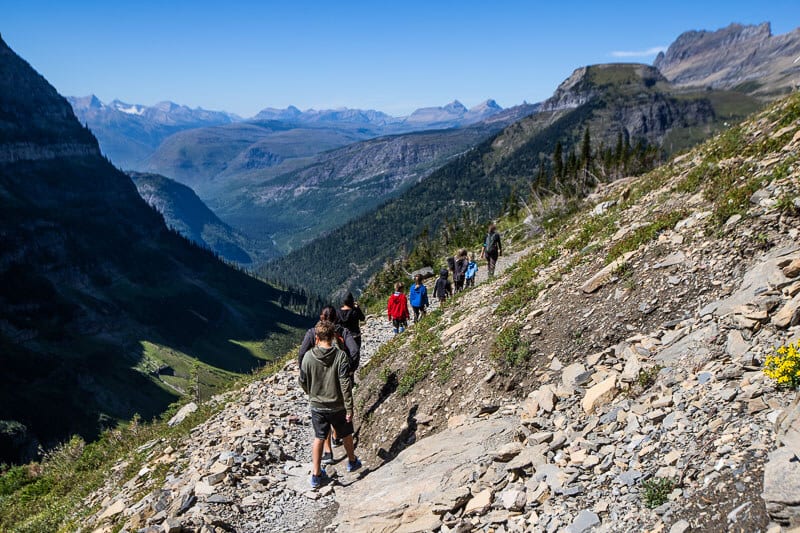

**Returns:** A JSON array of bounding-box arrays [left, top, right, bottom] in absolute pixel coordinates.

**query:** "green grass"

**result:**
[[606, 210, 687, 263], [491, 323, 531, 367], [397, 314, 443, 396]]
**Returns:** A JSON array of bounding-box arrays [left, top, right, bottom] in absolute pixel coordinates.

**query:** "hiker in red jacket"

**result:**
[[387, 281, 410, 334]]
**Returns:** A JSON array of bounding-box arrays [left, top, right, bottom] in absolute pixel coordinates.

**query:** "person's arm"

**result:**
[[422, 286, 429, 308], [338, 352, 354, 418], [297, 329, 314, 368], [355, 305, 365, 322], [497, 234, 502, 255], [298, 358, 310, 393]]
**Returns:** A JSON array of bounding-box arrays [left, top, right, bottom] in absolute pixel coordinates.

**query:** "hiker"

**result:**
[[297, 305, 359, 462], [480, 223, 502, 278], [454, 249, 468, 292], [299, 320, 362, 488], [298, 306, 359, 372], [387, 282, 410, 334], [337, 292, 365, 350], [408, 274, 429, 323], [446, 254, 456, 286], [465, 252, 478, 288], [433, 268, 453, 303]]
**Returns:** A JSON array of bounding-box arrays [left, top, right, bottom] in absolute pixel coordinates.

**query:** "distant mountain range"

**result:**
[[0, 36, 309, 463], [68, 95, 239, 170]]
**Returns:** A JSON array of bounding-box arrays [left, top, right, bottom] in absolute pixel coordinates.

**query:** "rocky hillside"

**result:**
[[654, 23, 800, 96], [72, 90, 800, 533], [129, 172, 278, 265], [0, 36, 310, 465], [266, 63, 760, 299]]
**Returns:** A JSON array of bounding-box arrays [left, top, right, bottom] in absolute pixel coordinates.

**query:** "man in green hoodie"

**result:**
[[299, 320, 362, 488]]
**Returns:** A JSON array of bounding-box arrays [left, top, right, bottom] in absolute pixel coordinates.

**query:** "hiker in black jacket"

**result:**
[[433, 269, 453, 303], [480, 223, 502, 278], [337, 292, 365, 349], [454, 249, 468, 292]]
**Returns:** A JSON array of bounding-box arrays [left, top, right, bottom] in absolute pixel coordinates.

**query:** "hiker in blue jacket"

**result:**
[[408, 274, 429, 323], [465, 253, 478, 288]]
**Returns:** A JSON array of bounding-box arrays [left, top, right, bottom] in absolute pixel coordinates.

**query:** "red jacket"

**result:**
[[387, 292, 410, 320]]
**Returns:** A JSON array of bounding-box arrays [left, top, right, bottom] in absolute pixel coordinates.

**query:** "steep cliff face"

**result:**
[[0, 36, 308, 464], [654, 22, 800, 94]]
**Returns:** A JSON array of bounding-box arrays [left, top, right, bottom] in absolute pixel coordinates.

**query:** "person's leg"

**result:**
[[323, 430, 332, 454], [312, 437, 325, 475], [342, 434, 357, 462]]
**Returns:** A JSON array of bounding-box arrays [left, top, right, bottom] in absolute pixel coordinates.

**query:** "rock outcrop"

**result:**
[[654, 22, 800, 94]]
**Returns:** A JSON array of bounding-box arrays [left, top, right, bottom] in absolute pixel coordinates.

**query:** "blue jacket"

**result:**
[[408, 284, 429, 308], [465, 261, 478, 279]]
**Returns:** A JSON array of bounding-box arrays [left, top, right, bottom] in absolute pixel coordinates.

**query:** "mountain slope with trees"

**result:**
[[265, 64, 760, 299]]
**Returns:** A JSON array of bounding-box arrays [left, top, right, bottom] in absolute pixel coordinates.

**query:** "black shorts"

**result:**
[[310, 409, 354, 440]]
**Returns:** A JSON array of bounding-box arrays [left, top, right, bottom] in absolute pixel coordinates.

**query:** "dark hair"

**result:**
[[440, 268, 448, 277], [315, 320, 335, 342], [414, 274, 422, 284], [320, 305, 338, 323], [343, 292, 355, 307]]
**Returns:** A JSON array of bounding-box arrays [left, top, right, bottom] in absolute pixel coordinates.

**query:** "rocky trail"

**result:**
[[84, 96, 800, 533]]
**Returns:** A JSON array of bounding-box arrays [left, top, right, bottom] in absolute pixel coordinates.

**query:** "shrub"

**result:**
[[763, 342, 800, 389], [641, 477, 674, 508], [491, 323, 530, 366]]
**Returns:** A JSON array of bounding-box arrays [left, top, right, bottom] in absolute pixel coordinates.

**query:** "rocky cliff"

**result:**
[[654, 22, 800, 95]]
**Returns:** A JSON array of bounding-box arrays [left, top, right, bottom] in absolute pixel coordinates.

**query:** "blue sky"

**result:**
[[3, 0, 798, 117]]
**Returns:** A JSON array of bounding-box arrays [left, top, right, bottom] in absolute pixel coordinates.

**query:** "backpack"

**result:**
[[485, 232, 499, 254]]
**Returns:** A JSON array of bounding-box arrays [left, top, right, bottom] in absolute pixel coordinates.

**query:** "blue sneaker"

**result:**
[[346, 458, 362, 473], [310, 469, 329, 488], [399, 326, 405, 333]]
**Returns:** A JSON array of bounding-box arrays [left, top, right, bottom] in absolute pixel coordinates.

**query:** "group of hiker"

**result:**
[[296, 223, 502, 488]]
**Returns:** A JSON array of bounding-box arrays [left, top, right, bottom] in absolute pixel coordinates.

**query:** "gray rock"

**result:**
[[564, 510, 600, 533], [763, 447, 800, 525], [168, 402, 198, 427]]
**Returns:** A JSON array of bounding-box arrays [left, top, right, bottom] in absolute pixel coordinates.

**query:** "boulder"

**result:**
[[620, 348, 642, 383], [772, 294, 800, 328], [410, 266, 435, 280], [464, 488, 493, 515], [783, 258, 800, 278], [580, 252, 636, 294], [763, 447, 800, 526], [565, 510, 600, 533], [167, 402, 198, 427], [582, 375, 618, 414], [777, 394, 800, 459]]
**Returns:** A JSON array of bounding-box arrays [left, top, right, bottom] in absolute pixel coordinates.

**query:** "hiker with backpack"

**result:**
[[480, 223, 502, 278], [299, 320, 362, 488], [297, 305, 359, 463], [408, 274, 429, 323], [454, 249, 468, 292], [433, 268, 453, 303], [337, 292, 365, 350], [465, 252, 478, 288], [387, 282, 410, 334]]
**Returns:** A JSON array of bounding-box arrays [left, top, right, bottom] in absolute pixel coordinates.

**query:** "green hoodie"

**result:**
[[299, 344, 353, 415]]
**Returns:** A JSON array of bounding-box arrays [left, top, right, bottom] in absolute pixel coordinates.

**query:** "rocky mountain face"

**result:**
[[80, 93, 800, 533], [266, 63, 759, 299], [129, 172, 278, 265], [654, 22, 800, 95], [68, 95, 238, 170], [0, 36, 309, 464]]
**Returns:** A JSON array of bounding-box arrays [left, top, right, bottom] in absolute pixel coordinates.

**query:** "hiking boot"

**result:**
[[322, 452, 334, 465], [331, 436, 343, 448], [310, 469, 329, 488], [346, 458, 362, 473]]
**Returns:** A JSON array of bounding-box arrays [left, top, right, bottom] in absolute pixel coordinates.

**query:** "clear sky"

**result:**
[[3, 0, 798, 117]]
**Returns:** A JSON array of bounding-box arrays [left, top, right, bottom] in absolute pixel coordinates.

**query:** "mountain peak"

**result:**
[[470, 99, 502, 112], [443, 100, 467, 113]]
